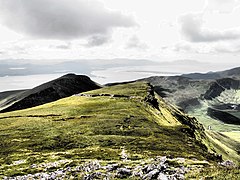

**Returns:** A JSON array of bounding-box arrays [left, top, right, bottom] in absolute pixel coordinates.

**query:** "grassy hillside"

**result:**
[[0, 81, 239, 178]]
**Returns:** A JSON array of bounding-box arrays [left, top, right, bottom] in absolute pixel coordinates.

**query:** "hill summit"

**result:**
[[0, 74, 101, 113]]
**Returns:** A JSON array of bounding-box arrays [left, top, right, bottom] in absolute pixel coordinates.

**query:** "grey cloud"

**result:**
[[51, 43, 72, 49], [125, 35, 148, 50], [179, 13, 240, 42], [0, 0, 136, 40], [85, 35, 110, 47]]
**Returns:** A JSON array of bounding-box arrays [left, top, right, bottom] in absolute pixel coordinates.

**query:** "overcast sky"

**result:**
[[0, 0, 240, 66]]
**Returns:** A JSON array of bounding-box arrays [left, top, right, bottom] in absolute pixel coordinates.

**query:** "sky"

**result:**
[[0, 0, 240, 66]]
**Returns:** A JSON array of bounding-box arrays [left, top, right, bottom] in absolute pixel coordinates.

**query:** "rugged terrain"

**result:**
[[182, 67, 240, 80], [0, 67, 240, 179], [140, 67, 240, 130], [0, 81, 239, 179]]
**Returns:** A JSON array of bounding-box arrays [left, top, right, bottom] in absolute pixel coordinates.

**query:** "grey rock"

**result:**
[[143, 169, 160, 180], [65, 166, 72, 172], [30, 164, 37, 169], [219, 160, 236, 168], [116, 168, 132, 178], [50, 173, 57, 180], [143, 164, 157, 173], [104, 163, 119, 171], [132, 165, 144, 177], [83, 172, 104, 180], [175, 173, 185, 180], [158, 173, 168, 180]]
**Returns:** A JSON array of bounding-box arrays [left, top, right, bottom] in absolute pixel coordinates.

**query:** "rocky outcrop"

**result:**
[[204, 78, 240, 100], [3, 156, 191, 180], [177, 98, 200, 111], [144, 83, 159, 110]]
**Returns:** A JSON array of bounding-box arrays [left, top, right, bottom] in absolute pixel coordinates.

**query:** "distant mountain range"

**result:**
[[0, 59, 159, 77], [182, 67, 240, 80], [0, 59, 237, 78], [140, 66, 240, 128]]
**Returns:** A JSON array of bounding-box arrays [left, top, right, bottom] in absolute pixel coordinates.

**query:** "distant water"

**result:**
[[91, 66, 179, 84], [0, 67, 179, 92], [3, 63, 234, 92], [1, 60, 238, 92], [0, 74, 65, 92]]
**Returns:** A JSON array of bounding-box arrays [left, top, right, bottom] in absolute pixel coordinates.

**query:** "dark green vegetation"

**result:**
[[0, 81, 227, 178], [0, 74, 101, 113]]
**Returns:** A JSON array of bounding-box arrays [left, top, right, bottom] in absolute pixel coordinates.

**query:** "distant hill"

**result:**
[[140, 67, 240, 130], [0, 74, 101, 113], [0, 90, 26, 101], [182, 67, 240, 80]]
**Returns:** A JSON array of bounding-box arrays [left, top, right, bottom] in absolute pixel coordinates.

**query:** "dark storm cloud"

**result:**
[[0, 0, 137, 40], [179, 13, 240, 42]]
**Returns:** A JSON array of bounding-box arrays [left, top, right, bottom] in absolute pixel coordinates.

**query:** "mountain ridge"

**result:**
[[182, 66, 240, 80], [0, 74, 101, 113], [0, 71, 239, 178]]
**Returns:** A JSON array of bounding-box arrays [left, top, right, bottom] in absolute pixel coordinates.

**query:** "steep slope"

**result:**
[[139, 76, 210, 111], [0, 90, 26, 101], [140, 76, 240, 126], [0, 81, 225, 178], [190, 80, 240, 131], [139, 71, 240, 170], [0, 74, 101, 113]]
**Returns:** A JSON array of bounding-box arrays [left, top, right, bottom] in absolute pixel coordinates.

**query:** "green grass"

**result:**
[[188, 103, 240, 132], [0, 81, 238, 177], [204, 131, 240, 165], [222, 131, 240, 143], [186, 166, 240, 179]]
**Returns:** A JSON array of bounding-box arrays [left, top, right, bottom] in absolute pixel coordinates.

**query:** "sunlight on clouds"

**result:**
[[0, 0, 239, 65]]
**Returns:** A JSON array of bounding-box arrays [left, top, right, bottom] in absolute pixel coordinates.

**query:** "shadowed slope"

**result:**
[[0, 74, 101, 113]]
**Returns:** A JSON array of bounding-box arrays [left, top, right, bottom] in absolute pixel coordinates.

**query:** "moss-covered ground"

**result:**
[[0, 82, 239, 178]]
